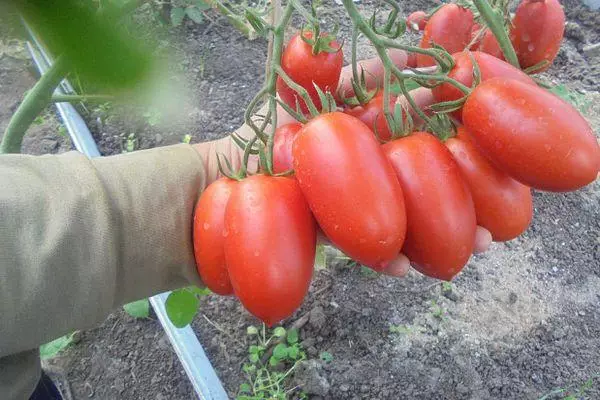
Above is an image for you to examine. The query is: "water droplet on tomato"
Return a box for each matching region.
[527,43,535,52]
[254,251,260,257]
[203,222,210,230]
[222,229,229,237]
[522,32,530,42]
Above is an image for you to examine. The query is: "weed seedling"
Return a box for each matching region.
[238,325,306,400]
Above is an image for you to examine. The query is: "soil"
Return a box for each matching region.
[1,1,599,399]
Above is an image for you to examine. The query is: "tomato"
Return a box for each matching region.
[383,132,476,280]
[224,175,316,326]
[273,123,303,174]
[431,51,534,119]
[276,31,343,114]
[446,127,533,241]
[479,30,503,59]
[510,0,565,72]
[407,51,418,68]
[344,93,397,141]
[417,4,474,67]
[406,11,428,31]
[193,178,236,295]
[293,112,407,270]
[463,78,600,192]
[469,23,482,50]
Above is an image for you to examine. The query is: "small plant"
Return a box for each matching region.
[121,132,139,153]
[319,351,333,363]
[429,300,447,321]
[40,332,78,360]
[238,325,306,400]
[123,298,150,318]
[142,107,162,126]
[538,373,599,400]
[165,286,211,328]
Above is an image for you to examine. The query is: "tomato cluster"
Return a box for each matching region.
[193,2,599,326]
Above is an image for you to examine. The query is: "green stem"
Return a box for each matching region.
[1,56,68,154]
[50,94,113,103]
[472,0,520,68]
[205,0,254,39]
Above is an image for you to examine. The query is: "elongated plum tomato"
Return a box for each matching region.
[417,4,474,67]
[224,175,316,326]
[479,30,503,59]
[406,11,428,31]
[383,133,476,280]
[344,93,397,141]
[273,123,303,174]
[463,78,600,192]
[446,127,533,241]
[293,112,407,270]
[432,51,534,120]
[510,0,565,72]
[193,178,235,295]
[276,31,343,114]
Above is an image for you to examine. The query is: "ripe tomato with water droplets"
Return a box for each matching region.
[417,4,474,67]
[293,112,407,270]
[383,132,476,280]
[463,78,600,192]
[193,178,236,295]
[276,31,343,114]
[224,175,316,326]
[344,93,397,141]
[446,127,533,241]
[510,0,565,72]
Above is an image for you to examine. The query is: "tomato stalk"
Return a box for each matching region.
[0,56,68,154]
[49,94,114,103]
[472,0,520,68]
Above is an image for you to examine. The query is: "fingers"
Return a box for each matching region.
[381,253,411,278]
[337,49,408,99]
[395,87,435,127]
[473,226,493,254]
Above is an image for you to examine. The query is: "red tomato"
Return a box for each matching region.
[510,0,565,72]
[293,112,407,270]
[383,132,476,280]
[463,78,600,192]
[407,52,418,68]
[193,178,236,295]
[344,93,397,141]
[469,23,482,50]
[406,11,428,31]
[432,51,534,119]
[479,30,504,59]
[417,4,474,67]
[276,31,343,114]
[224,175,316,326]
[273,123,303,173]
[446,127,533,241]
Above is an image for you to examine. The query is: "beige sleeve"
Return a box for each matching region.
[0,144,206,397]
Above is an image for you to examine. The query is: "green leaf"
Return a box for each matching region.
[247,325,259,336]
[239,383,252,393]
[269,356,279,367]
[182,134,192,144]
[40,332,77,360]
[319,351,333,363]
[123,298,150,318]
[165,289,199,328]
[186,286,211,297]
[288,345,299,360]
[249,353,260,364]
[273,343,288,359]
[171,7,186,26]
[249,345,262,354]
[273,327,286,338]
[185,6,204,24]
[195,0,212,10]
[242,363,256,373]
[314,244,327,271]
[548,85,590,113]
[287,328,299,345]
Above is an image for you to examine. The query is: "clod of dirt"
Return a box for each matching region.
[294,360,330,396]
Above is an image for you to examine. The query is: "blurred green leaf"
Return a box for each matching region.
[16,0,153,91]
[548,85,590,113]
[123,298,150,318]
[165,289,199,328]
[186,285,211,296]
[319,351,333,363]
[286,328,298,344]
[186,6,204,24]
[171,7,186,26]
[195,0,211,11]
[273,343,288,359]
[314,244,327,271]
[40,332,77,359]
[273,327,286,338]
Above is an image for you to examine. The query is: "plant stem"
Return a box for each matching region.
[472,0,520,68]
[205,0,254,39]
[1,56,68,154]
[50,94,113,103]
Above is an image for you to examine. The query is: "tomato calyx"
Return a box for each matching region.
[300,25,342,55]
[425,113,457,142]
